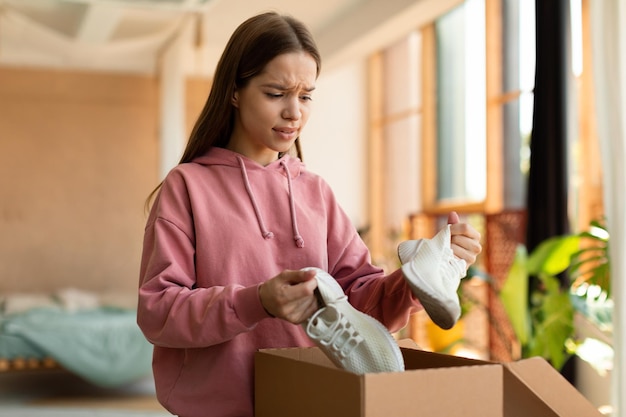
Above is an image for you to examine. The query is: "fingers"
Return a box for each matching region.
[447,211,460,225]
[449,222,481,241]
[259,269,319,324]
[289,268,318,287]
[450,235,482,267]
[448,221,482,268]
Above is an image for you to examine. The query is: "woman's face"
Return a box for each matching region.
[228,51,317,166]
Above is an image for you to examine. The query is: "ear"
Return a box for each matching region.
[231,89,239,108]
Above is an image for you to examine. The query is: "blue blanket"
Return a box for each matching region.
[1,307,153,387]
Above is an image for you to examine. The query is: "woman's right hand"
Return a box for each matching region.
[258,269,319,324]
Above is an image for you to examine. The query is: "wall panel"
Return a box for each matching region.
[0,67,158,294]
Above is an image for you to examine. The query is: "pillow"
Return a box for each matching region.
[55,288,100,312]
[1,293,59,315]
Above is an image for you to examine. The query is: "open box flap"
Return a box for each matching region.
[257,345,337,368]
[502,365,561,417]
[504,357,603,417]
[400,344,492,370]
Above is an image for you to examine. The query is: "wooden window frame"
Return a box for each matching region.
[367,0,602,258]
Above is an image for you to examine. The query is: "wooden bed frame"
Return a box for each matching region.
[0,356,60,372]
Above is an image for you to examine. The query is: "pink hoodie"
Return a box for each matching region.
[137,147,420,417]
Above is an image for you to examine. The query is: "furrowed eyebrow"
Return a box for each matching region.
[262,83,316,92]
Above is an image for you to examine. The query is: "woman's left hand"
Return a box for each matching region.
[447,211,482,269]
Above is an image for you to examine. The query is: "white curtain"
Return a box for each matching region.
[590,1,626,416]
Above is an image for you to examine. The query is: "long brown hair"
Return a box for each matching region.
[145,12,322,211]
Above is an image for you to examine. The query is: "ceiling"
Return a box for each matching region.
[0,0,461,75]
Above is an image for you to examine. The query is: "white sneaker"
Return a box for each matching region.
[397,225,467,330]
[302,267,404,374]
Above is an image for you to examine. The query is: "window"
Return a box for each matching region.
[382,32,422,231]
[430,0,535,212]
[435,0,486,203]
[368,0,601,253]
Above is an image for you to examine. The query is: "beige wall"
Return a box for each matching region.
[0,67,159,294]
[185,77,212,136]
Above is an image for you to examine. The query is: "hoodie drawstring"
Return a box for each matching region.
[237,157,274,240]
[280,160,304,248]
[236,157,304,248]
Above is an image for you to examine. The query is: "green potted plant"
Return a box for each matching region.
[498,218,611,370]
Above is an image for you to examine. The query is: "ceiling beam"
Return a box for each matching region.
[75,3,121,43]
[316,0,463,69]
[65,0,216,13]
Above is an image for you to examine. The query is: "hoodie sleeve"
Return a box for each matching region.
[321,181,422,333]
[136,169,271,349]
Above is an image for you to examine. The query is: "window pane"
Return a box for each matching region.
[502,0,535,209]
[435,0,486,202]
[384,31,421,115]
[503,0,535,93]
[503,96,533,208]
[382,32,422,229]
[384,115,421,229]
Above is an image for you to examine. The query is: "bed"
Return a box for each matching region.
[0,289,153,388]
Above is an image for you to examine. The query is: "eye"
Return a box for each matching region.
[300,94,313,101]
[265,92,283,99]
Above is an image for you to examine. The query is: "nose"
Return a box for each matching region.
[282,97,302,121]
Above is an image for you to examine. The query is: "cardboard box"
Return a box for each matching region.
[255,340,602,417]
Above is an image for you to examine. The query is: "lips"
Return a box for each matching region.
[274,127,298,140]
[275,127,297,134]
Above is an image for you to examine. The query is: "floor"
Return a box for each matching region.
[0,369,172,417]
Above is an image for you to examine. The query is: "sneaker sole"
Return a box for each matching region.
[401,262,459,330]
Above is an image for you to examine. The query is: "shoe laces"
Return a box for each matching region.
[306,305,364,360]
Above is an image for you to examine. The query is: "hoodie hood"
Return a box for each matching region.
[192,146,303,179]
[192,147,305,248]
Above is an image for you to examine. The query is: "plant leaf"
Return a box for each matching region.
[527,235,581,276]
[568,231,611,297]
[527,274,574,370]
[499,245,530,345]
